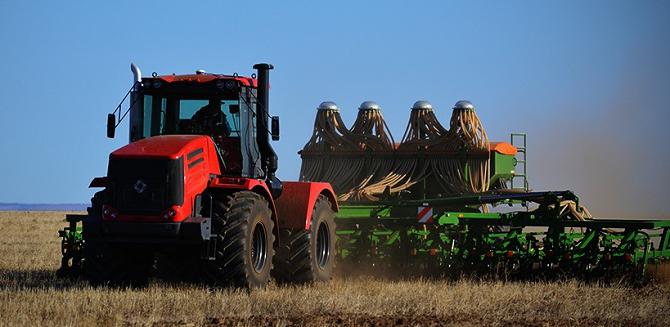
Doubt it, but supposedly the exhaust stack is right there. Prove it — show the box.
[131,63,142,84]
[253,63,281,196]
[128,63,143,141]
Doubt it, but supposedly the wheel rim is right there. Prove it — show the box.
[316,222,330,268]
[251,222,267,273]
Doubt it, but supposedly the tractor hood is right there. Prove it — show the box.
[105,134,221,222]
[111,135,213,160]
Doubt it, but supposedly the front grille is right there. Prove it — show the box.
[108,157,184,215]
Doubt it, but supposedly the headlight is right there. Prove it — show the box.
[162,209,177,220]
[102,206,117,219]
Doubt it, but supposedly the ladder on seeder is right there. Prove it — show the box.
[510,133,529,191]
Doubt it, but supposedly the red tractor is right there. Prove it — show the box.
[61,63,338,288]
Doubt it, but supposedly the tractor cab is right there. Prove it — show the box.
[108,66,280,183]
[134,72,259,177]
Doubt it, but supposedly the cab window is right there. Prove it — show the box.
[141,96,241,137]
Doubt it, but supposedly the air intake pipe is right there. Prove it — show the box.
[253,63,281,197]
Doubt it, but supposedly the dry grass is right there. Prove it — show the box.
[1,211,669,327]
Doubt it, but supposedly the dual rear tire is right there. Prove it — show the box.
[208,192,337,287]
[274,195,337,283]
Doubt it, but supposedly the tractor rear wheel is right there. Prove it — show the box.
[206,191,275,288]
[274,195,336,283]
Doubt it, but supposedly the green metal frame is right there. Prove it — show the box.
[335,191,670,280]
[510,133,528,191]
[56,214,85,277]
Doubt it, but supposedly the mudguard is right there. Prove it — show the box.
[209,177,279,226]
[274,181,338,230]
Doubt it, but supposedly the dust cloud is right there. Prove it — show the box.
[527,67,670,219]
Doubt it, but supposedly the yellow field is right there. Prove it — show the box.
[1,211,669,326]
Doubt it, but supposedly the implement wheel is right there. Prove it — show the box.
[274,195,336,283]
[206,191,275,288]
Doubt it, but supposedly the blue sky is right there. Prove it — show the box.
[0,1,668,217]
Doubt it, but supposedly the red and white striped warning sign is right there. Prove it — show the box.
[417,205,433,223]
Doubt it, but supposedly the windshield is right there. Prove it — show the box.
[135,86,261,178]
[141,95,241,138]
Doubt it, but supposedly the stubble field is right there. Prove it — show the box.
[1,211,669,327]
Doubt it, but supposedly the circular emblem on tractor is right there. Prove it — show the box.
[133,180,148,194]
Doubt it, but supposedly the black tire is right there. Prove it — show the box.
[274,195,336,283]
[155,248,202,283]
[84,243,153,287]
[206,191,275,288]
[83,192,153,287]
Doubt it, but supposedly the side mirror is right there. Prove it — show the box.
[107,113,116,138]
[271,116,280,141]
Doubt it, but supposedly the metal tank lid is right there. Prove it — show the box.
[358,101,381,111]
[453,100,475,110]
[412,100,433,111]
[317,101,340,111]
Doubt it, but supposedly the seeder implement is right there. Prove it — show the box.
[334,191,670,281]
[300,99,670,282]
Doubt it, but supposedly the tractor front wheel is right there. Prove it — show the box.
[206,191,275,288]
[83,243,153,287]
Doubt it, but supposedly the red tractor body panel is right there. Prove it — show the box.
[275,182,338,230]
[105,135,221,223]
[208,177,279,228]
[111,135,220,164]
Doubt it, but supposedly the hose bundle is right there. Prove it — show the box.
[398,101,448,150]
[350,101,445,201]
[558,200,593,221]
[444,100,489,150]
[299,102,364,194]
[339,102,396,201]
[349,101,395,151]
[430,100,491,194]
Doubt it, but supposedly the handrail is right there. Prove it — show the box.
[111,83,138,128]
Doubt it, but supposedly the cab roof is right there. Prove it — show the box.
[149,73,258,88]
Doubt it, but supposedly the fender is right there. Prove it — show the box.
[89,177,109,188]
[274,181,338,230]
[208,177,279,232]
